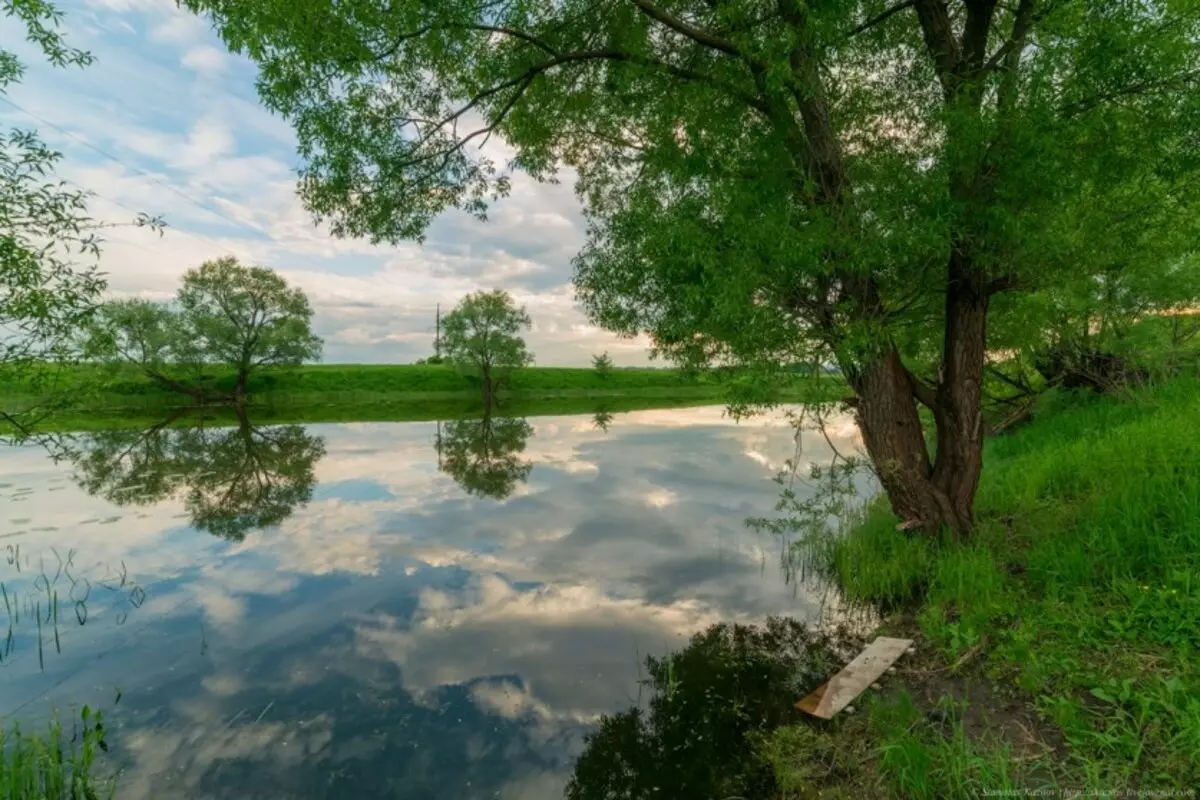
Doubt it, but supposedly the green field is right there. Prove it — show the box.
[1,362,843,419]
[0,363,845,433]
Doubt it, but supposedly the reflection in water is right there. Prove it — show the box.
[0,405,870,799]
[436,410,533,499]
[70,408,326,540]
[567,618,856,800]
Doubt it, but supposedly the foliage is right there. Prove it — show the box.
[82,299,215,399]
[439,290,532,396]
[437,411,533,499]
[0,704,114,800]
[177,257,322,394]
[566,617,854,800]
[591,351,613,379]
[68,408,325,540]
[181,0,1200,534]
[1,1,163,424]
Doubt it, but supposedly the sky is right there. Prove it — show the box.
[0,0,656,366]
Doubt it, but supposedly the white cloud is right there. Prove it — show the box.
[180,44,228,73]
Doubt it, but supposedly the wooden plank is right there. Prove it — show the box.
[796,637,912,719]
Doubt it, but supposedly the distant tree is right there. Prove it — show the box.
[83,299,212,399]
[440,290,532,404]
[438,411,533,500]
[592,352,613,380]
[177,257,322,401]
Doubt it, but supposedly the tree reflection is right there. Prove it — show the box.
[70,407,325,540]
[437,409,533,500]
[566,618,855,800]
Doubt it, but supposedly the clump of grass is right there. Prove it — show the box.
[0,706,113,800]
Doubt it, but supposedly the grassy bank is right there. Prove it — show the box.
[12,390,774,434]
[764,373,1200,796]
[1,363,842,413]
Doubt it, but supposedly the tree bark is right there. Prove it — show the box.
[845,269,989,539]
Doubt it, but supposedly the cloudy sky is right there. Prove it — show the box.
[0,0,655,365]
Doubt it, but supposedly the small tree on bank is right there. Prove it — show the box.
[177,257,322,400]
[441,290,532,404]
[84,299,209,399]
[592,352,613,380]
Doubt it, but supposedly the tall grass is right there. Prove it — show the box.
[0,707,114,800]
[818,374,1200,787]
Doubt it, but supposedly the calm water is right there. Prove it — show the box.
[0,405,868,799]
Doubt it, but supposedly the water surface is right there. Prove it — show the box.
[0,405,866,799]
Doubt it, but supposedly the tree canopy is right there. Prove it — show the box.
[440,290,533,399]
[181,0,1200,535]
[178,257,323,397]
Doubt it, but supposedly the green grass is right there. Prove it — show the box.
[794,374,1200,793]
[0,706,113,800]
[1,363,844,414]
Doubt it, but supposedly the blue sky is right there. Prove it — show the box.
[0,0,654,365]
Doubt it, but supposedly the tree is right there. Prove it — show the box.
[182,0,1200,536]
[83,299,213,400]
[440,290,532,403]
[438,411,533,500]
[177,257,322,400]
[592,352,613,379]
[2,1,163,427]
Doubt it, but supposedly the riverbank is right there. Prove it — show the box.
[764,373,1200,796]
[0,363,843,414]
[570,373,1199,798]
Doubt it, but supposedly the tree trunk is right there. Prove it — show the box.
[847,277,989,539]
[929,273,990,537]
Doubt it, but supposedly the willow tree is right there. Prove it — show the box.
[183,0,1200,536]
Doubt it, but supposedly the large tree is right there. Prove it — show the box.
[177,257,322,400]
[440,289,533,402]
[182,0,1200,536]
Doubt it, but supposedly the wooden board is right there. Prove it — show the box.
[796,637,912,719]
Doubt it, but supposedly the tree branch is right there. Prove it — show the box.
[903,364,941,411]
[848,0,918,38]
[913,0,962,95]
[984,0,1037,73]
[628,0,743,57]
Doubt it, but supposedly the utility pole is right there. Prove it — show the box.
[435,303,441,358]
